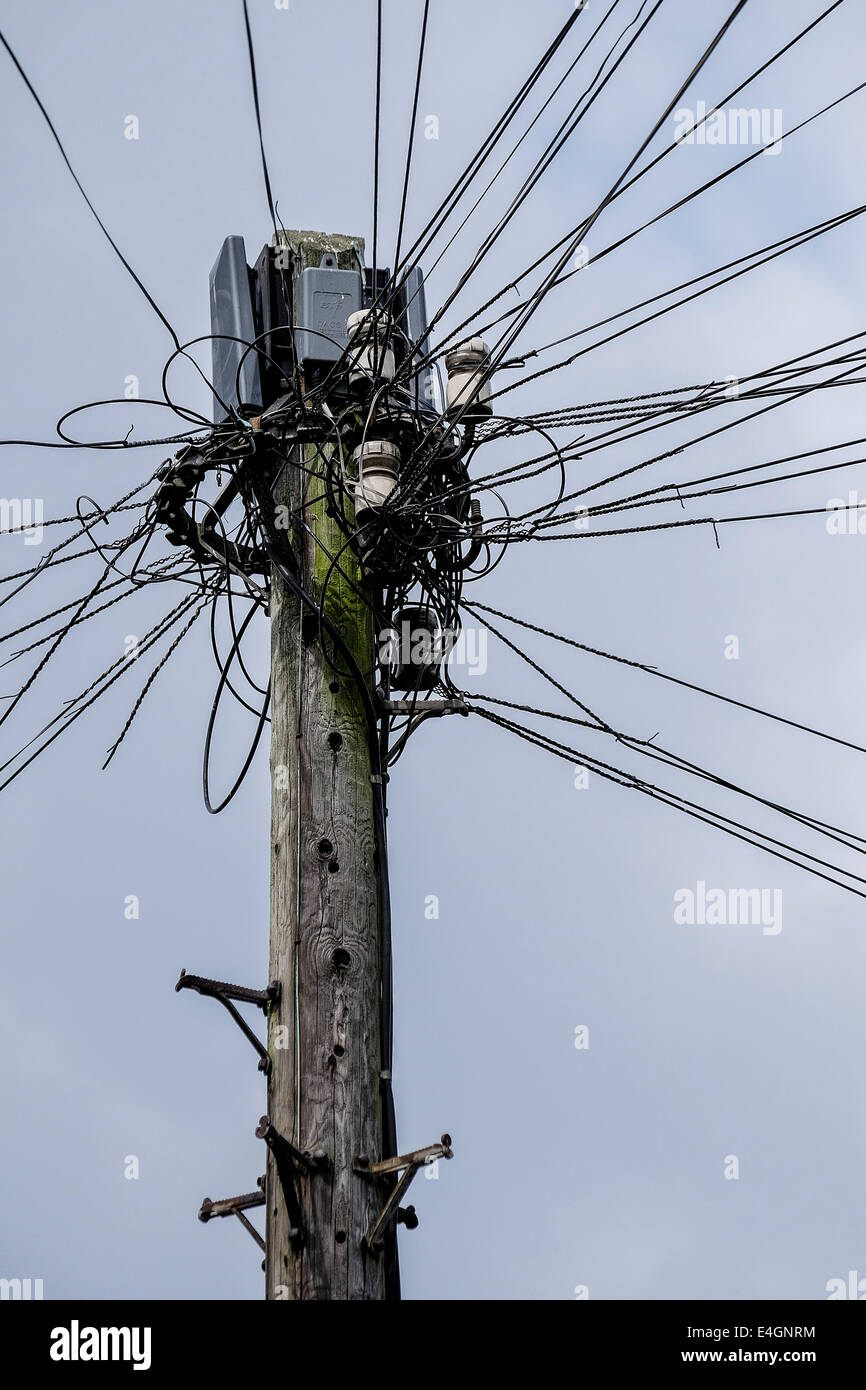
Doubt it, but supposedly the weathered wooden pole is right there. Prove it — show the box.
[264,230,392,1300]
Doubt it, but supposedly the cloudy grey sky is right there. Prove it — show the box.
[1,0,866,1301]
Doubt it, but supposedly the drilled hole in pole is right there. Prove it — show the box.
[328,731,343,752]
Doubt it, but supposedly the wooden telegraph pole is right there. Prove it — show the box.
[264,230,393,1301]
[184,224,455,1297]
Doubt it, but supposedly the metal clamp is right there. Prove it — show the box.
[175,968,280,1074]
[354,1135,453,1252]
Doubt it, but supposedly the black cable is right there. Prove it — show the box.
[424,0,844,373]
[394,0,431,274]
[0,595,202,792]
[404,0,626,305]
[104,601,208,768]
[203,601,271,814]
[474,706,866,900]
[372,0,383,301]
[510,341,866,523]
[241,0,278,228]
[490,204,866,399]
[420,0,656,342]
[467,601,866,758]
[366,1,588,326]
[443,0,750,399]
[0,26,181,349]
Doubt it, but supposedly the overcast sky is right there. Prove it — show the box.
[2,0,866,1301]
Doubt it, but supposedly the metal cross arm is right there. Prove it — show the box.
[379,696,470,764]
[354,1135,453,1176]
[175,968,280,1074]
[354,1135,453,1252]
[199,1180,267,1255]
[377,698,468,716]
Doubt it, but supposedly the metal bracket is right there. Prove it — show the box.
[175,968,280,1075]
[154,443,276,578]
[199,1178,267,1253]
[379,695,469,765]
[195,471,267,574]
[354,1135,453,1252]
[379,698,468,716]
[255,1117,329,1251]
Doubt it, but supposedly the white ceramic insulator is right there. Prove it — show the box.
[445,337,493,418]
[352,439,400,512]
[347,310,395,387]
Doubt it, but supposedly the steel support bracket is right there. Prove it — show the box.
[379,695,470,764]
[378,697,468,716]
[354,1134,452,1252]
[175,968,279,1074]
[198,1178,267,1253]
[255,1116,329,1252]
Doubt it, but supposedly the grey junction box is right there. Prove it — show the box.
[209,235,262,421]
[295,265,363,369]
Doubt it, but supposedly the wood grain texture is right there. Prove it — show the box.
[265,232,386,1300]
